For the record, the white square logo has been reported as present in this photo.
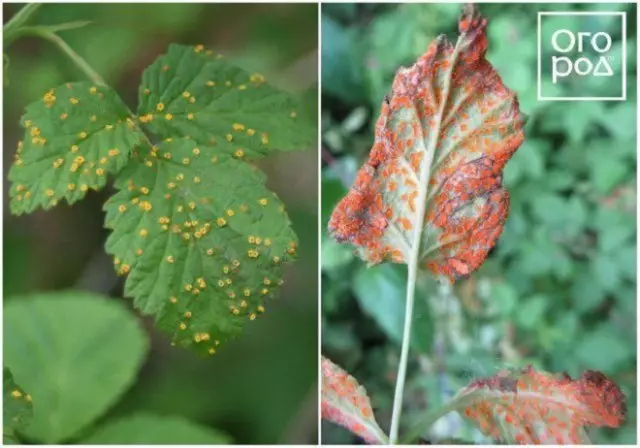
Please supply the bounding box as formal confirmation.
[537,12,626,101]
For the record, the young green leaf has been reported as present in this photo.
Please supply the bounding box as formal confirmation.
[137,43,314,158]
[329,4,525,283]
[8,82,147,214]
[104,139,298,354]
[321,356,388,444]
[83,413,231,444]
[3,292,149,443]
[3,368,33,444]
[409,366,626,444]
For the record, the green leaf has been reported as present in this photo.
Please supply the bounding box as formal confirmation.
[104,139,298,354]
[8,82,147,215]
[515,295,548,329]
[352,265,433,353]
[3,292,149,443]
[137,43,314,156]
[321,356,389,444]
[3,368,33,444]
[574,326,632,372]
[321,16,366,105]
[83,414,231,444]
[322,235,354,271]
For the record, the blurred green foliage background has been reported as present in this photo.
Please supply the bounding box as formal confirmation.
[321,2,636,444]
[3,3,318,444]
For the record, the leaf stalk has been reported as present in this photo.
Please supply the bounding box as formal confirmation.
[25,28,106,85]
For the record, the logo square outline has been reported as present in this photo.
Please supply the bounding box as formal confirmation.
[537,11,626,101]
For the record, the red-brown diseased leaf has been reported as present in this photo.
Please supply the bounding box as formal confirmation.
[328,4,525,283]
[321,356,388,444]
[454,366,626,444]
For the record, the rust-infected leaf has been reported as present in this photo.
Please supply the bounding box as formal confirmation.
[321,356,388,444]
[329,4,525,282]
[455,366,626,444]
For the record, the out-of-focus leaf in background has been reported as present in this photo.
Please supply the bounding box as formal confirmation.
[3,292,149,443]
[83,414,231,444]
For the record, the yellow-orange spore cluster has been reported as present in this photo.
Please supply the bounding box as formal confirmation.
[461,365,626,444]
[329,4,525,282]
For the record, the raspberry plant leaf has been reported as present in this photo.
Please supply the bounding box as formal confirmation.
[406,366,627,445]
[7,41,314,355]
[137,44,315,159]
[328,4,525,283]
[3,368,33,445]
[321,356,388,444]
[8,82,147,215]
[83,414,231,444]
[3,292,149,443]
[104,139,298,354]
[327,5,525,442]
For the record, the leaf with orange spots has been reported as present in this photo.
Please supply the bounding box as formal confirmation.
[104,139,298,355]
[328,4,525,283]
[137,44,315,159]
[8,82,148,215]
[3,368,33,444]
[407,366,626,444]
[321,356,388,444]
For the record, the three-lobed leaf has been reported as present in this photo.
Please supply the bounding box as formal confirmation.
[329,5,525,283]
[3,292,149,443]
[7,43,314,354]
[83,413,231,444]
[104,139,298,353]
[3,368,33,444]
[8,82,147,214]
[321,356,388,444]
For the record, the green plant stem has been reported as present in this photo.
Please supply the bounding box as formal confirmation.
[389,261,418,444]
[3,3,42,45]
[21,28,105,85]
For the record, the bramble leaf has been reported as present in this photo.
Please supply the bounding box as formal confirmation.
[329,5,525,282]
[3,292,149,443]
[3,368,33,444]
[321,356,388,444]
[104,139,298,354]
[83,413,231,444]
[137,43,314,158]
[8,82,147,215]
[425,366,626,444]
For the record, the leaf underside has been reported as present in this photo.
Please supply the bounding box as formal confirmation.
[454,366,626,444]
[329,5,525,283]
[3,368,33,445]
[104,140,298,354]
[321,356,388,444]
[8,82,146,214]
[8,43,314,354]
